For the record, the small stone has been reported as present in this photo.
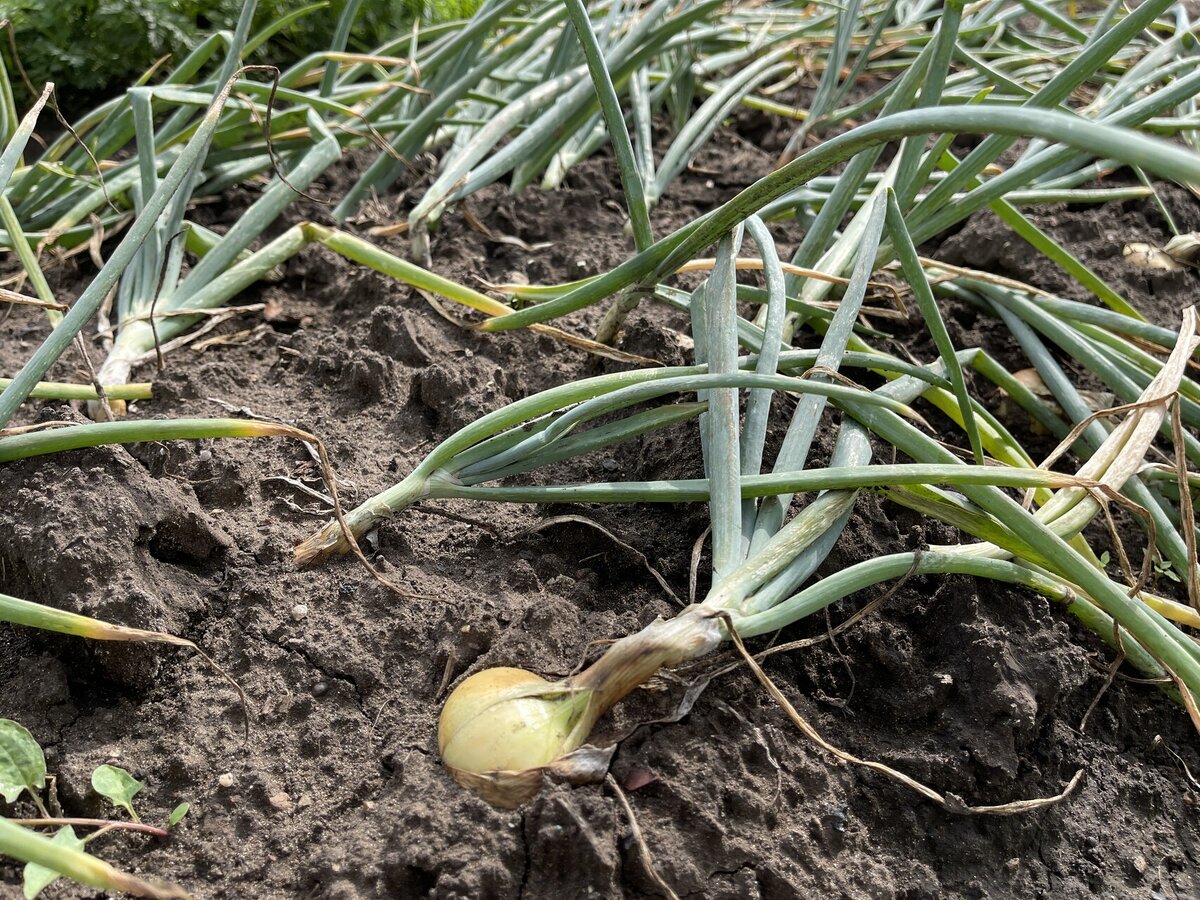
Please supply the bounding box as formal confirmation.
[1133,855,1149,876]
[218,773,235,789]
[268,791,293,812]
[311,681,329,697]
[297,794,313,809]
[601,456,619,472]
[291,604,309,621]
[198,449,213,462]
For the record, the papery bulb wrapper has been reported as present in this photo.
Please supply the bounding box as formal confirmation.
[438,667,592,775]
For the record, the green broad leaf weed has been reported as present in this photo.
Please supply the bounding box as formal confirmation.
[167,802,191,828]
[90,765,143,821]
[0,720,46,805]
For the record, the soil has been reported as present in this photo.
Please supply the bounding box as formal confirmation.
[3,107,1200,900]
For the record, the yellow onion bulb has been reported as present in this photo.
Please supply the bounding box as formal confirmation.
[438,667,590,774]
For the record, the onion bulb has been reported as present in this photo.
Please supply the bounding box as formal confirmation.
[438,612,722,806]
[438,667,594,775]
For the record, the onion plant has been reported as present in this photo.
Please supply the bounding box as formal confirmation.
[300,0,1200,566]
[291,0,1200,810]
[300,199,1200,806]
[6,0,854,419]
[11,0,1190,423]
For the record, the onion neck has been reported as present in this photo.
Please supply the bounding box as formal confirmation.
[294,468,433,566]
[568,606,724,718]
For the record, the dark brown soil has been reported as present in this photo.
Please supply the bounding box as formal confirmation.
[3,115,1200,900]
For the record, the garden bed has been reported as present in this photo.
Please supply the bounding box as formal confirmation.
[3,107,1200,898]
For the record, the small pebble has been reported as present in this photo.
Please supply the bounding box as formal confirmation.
[218,773,235,789]
[311,681,329,697]
[268,791,293,812]
[1133,855,1149,876]
[198,449,213,462]
[290,603,309,621]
